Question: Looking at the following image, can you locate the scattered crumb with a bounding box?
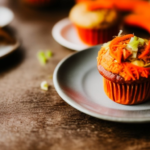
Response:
[40,81,49,91]
[118,30,123,37]
[37,51,47,65]
[46,50,53,59]
[37,50,53,65]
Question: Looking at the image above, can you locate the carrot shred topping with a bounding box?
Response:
[120,62,150,80]
[109,34,134,63]
[97,34,150,81]
[138,41,150,58]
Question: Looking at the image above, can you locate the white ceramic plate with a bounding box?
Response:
[53,45,150,123]
[52,18,89,51]
[0,7,18,57]
[0,7,14,27]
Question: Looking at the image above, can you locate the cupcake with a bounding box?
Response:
[69,1,120,45]
[97,32,150,105]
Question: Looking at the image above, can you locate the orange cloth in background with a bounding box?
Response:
[75,0,150,34]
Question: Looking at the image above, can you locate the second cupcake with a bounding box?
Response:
[69,1,120,46]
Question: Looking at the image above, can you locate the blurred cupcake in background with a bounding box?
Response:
[69,1,120,46]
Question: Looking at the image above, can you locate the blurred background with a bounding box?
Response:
[0,1,150,150]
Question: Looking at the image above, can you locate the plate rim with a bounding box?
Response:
[53,46,150,123]
[0,6,14,27]
[0,35,20,58]
[52,18,89,51]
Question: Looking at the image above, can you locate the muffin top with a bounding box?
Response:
[97,32,150,82]
[69,2,119,29]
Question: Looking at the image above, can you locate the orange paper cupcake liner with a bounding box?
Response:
[103,77,150,105]
[75,25,119,45]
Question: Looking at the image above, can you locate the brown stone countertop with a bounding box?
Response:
[0,0,150,150]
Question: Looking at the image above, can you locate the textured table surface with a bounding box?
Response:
[0,0,150,150]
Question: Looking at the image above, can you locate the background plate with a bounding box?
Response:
[53,45,150,123]
[52,18,89,51]
[0,40,20,57]
[0,7,14,27]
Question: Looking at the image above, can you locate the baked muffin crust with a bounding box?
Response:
[69,3,119,29]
